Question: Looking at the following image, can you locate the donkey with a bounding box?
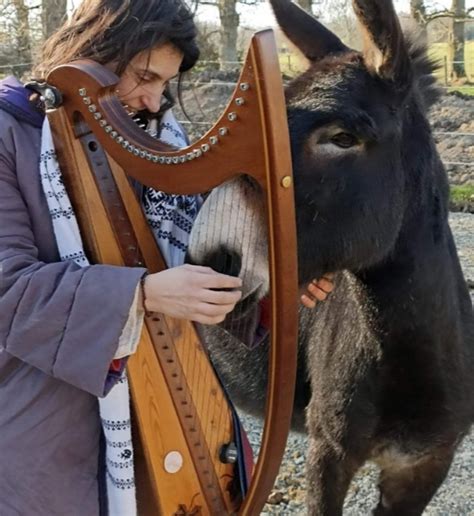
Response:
[187,0,474,513]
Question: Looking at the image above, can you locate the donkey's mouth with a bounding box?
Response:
[219,286,270,349]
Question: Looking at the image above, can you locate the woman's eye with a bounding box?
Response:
[330,133,359,148]
[133,70,152,82]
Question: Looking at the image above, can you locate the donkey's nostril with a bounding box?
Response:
[211,247,241,278]
[188,246,242,279]
[223,249,239,277]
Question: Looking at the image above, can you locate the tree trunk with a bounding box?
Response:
[12,0,32,69]
[218,0,239,71]
[450,0,466,80]
[42,0,68,40]
[410,0,426,25]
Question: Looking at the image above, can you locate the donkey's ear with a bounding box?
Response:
[270,0,348,61]
[353,0,412,88]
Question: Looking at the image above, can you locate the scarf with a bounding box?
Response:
[39,109,199,515]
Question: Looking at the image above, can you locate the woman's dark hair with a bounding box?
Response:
[34,0,199,79]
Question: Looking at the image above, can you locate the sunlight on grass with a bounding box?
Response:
[451,185,474,203]
[428,42,474,85]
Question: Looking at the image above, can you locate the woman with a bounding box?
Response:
[0,1,333,514]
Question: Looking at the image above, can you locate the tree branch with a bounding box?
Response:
[424,8,474,23]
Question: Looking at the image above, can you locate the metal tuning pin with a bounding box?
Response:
[219,442,238,464]
[25,80,63,109]
[43,87,62,109]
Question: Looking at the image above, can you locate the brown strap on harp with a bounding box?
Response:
[46,29,298,516]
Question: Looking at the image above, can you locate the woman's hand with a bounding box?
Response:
[300,274,335,309]
[143,264,242,325]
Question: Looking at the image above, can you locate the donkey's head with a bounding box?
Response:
[189,0,442,293]
[275,0,441,283]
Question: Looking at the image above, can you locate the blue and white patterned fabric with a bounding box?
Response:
[143,109,202,267]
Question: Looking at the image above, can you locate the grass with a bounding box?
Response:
[428,42,474,85]
[277,42,474,92]
[445,86,474,96]
[451,185,474,204]
[279,51,307,76]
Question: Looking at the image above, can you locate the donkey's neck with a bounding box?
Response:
[362,215,461,329]
[355,111,458,333]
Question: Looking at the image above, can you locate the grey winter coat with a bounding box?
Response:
[0,80,146,515]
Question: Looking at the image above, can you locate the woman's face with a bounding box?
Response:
[115,43,184,114]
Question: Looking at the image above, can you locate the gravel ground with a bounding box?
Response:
[242,213,474,515]
[430,94,474,187]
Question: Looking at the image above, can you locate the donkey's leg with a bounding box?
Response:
[305,434,365,516]
[373,446,455,516]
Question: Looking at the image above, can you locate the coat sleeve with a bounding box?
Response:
[0,123,146,398]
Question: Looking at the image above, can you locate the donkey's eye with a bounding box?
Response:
[330,133,359,149]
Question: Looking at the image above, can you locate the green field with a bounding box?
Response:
[445,86,474,95]
[279,51,307,76]
[279,41,474,94]
[426,41,474,85]
[451,185,474,204]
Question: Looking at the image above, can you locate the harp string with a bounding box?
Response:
[229,178,247,352]
[205,178,231,469]
[235,178,261,353]
[175,300,224,488]
[247,202,262,350]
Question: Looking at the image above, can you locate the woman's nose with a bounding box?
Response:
[142,89,163,114]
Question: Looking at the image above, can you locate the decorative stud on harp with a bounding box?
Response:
[45,29,298,516]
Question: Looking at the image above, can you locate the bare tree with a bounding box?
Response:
[195,20,220,66]
[409,0,473,81]
[317,0,359,48]
[196,0,260,71]
[12,0,32,65]
[451,0,466,79]
[218,0,240,70]
[410,0,426,26]
[42,0,67,39]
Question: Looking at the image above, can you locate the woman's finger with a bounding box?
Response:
[322,272,335,281]
[312,278,334,294]
[306,283,329,301]
[301,294,316,309]
[191,269,242,290]
[193,313,227,325]
[194,302,237,318]
[200,288,242,305]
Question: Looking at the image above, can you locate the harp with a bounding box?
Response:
[45,29,298,515]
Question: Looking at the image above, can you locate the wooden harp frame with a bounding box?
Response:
[46,29,298,515]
